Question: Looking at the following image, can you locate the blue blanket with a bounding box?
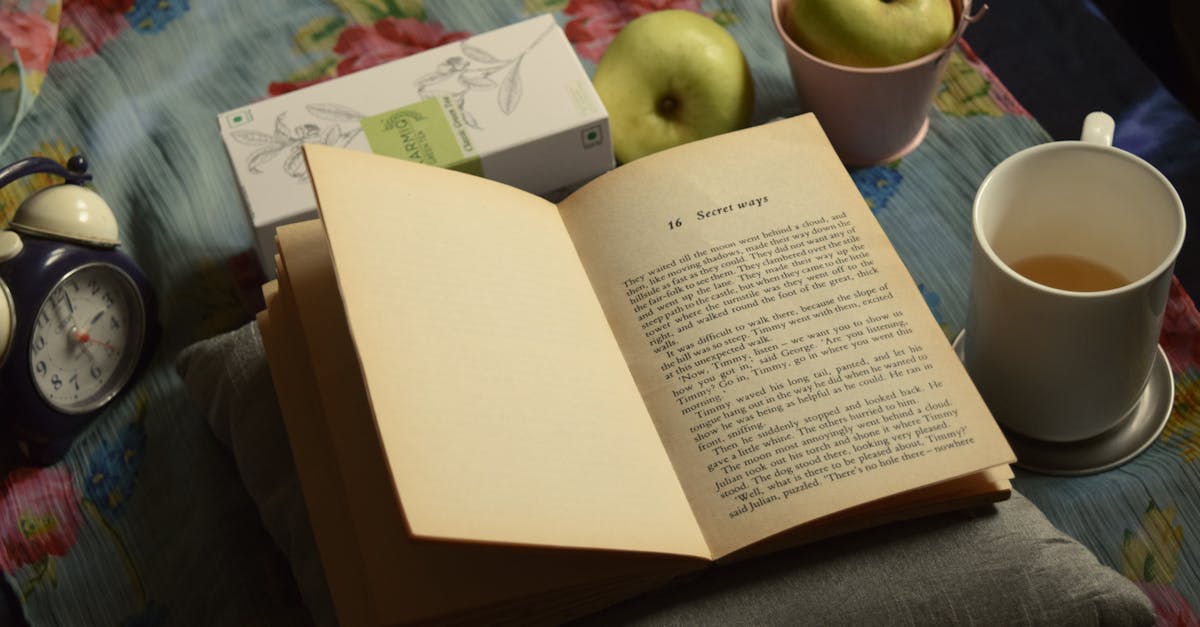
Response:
[0,1,1196,625]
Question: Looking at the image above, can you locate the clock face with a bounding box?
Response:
[28,263,146,414]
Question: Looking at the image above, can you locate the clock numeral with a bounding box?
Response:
[110,317,121,330]
[68,374,79,391]
[87,278,101,295]
[90,365,103,380]
[35,361,47,377]
[102,292,115,308]
[50,374,62,390]
[31,335,45,354]
[52,289,74,314]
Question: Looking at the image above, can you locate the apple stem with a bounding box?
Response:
[657,97,678,117]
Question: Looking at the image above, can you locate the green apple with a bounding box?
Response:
[787,0,955,68]
[592,10,754,164]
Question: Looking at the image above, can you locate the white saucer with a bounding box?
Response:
[952,331,1174,476]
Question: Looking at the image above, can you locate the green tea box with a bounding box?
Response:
[218,14,612,275]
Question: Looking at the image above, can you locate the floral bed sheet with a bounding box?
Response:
[0,1,1195,625]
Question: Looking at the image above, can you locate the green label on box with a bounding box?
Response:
[361,97,482,176]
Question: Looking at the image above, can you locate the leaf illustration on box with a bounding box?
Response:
[307,102,364,123]
[499,58,523,115]
[462,41,503,65]
[232,104,365,180]
[414,23,554,128]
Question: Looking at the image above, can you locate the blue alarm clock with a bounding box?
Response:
[0,156,157,466]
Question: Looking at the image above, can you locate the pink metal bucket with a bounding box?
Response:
[771,0,981,166]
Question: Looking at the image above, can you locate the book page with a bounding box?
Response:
[302,144,707,557]
[265,222,703,625]
[558,114,1015,558]
[260,269,380,626]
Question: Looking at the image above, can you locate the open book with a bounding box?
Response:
[258,114,1016,625]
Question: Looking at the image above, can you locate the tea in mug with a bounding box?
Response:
[1007,254,1129,292]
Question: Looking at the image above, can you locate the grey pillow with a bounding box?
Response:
[577,491,1150,626]
[176,321,336,627]
[177,322,1154,627]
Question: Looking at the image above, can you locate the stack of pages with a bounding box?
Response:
[258,114,1015,625]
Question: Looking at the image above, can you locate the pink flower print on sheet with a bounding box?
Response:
[269,17,471,96]
[0,466,81,572]
[1156,277,1200,461]
[563,0,703,62]
[0,4,58,76]
[334,17,470,76]
[53,0,131,62]
[1160,276,1200,372]
[1133,583,1200,627]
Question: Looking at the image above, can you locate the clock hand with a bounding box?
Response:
[53,302,75,331]
[80,310,112,349]
[70,326,118,354]
[51,292,75,321]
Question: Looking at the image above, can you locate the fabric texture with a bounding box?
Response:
[0,1,1195,625]
[177,321,1155,627]
[175,321,333,627]
[582,495,1152,626]
[0,1,58,158]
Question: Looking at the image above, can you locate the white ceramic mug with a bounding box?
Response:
[964,112,1186,442]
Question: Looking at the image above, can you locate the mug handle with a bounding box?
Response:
[1081,111,1115,146]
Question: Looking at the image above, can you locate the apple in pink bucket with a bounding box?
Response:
[771,0,975,165]
[787,0,956,68]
